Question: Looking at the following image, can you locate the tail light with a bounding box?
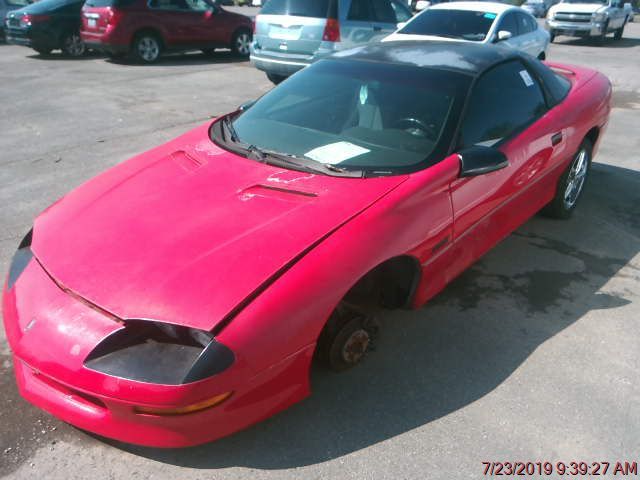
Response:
[106,7,122,25]
[20,14,50,26]
[322,18,340,42]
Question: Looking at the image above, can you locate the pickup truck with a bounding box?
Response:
[546,0,629,42]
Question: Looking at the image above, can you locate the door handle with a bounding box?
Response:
[551,132,563,146]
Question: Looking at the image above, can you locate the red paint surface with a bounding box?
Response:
[2,64,611,447]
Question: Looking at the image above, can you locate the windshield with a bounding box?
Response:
[214,59,470,174]
[399,9,497,41]
[260,0,335,18]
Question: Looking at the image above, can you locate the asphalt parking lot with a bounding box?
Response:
[1,9,639,479]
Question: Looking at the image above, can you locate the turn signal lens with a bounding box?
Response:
[133,391,233,416]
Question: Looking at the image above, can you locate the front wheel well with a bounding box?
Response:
[343,255,422,310]
[585,126,600,148]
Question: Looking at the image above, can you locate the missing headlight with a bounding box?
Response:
[7,229,33,290]
[84,320,234,385]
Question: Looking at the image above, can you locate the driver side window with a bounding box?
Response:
[460,61,547,148]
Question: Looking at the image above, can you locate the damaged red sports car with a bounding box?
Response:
[3,42,611,447]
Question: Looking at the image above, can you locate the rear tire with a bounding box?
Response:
[537,51,546,60]
[266,72,286,85]
[542,139,592,219]
[132,32,162,63]
[230,29,251,57]
[61,32,85,57]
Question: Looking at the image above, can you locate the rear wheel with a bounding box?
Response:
[230,29,251,57]
[61,32,85,57]
[537,51,546,60]
[266,72,286,85]
[542,139,592,219]
[133,32,162,63]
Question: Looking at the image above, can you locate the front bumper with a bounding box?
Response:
[2,254,312,447]
[546,19,604,36]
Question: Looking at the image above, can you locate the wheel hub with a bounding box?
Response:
[341,329,370,365]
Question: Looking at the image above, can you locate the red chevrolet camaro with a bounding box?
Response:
[3,42,610,447]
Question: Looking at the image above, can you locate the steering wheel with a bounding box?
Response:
[393,117,439,140]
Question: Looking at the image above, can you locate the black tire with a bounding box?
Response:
[266,72,286,85]
[230,29,251,57]
[316,304,379,372]
[538,51,546,60]
[132,32,162,63]
[542,138,592,219]
[61,32,85,57]
[33,47,52,55]
[614,20,625,40]
[549,30,555,43]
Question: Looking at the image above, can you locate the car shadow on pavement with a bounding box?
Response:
[25,50,107,61]
[554,36,640,48]
[104,162,640,469]
[106,51,248,66]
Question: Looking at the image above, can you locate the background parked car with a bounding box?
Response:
[521,0,553,17]
[384,1,550,59]
[546,0,628,43]
[250,0,413,85]
[5,0,85,56]
[0,0,30,40]
[80,0,252,63]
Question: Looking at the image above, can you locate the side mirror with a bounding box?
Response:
[458,146,508,177]
[238,99,256,111]
[494,30,513,42]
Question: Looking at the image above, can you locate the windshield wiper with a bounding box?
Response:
[246,145,363,178]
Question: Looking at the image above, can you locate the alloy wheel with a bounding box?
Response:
[138,36,160,62]
[235,33,251,56]
[563,148,588,209]
[64,33,85,57]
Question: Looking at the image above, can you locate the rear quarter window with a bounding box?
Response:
[260,0,335,18]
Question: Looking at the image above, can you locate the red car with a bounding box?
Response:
[3,42,610,447]
[80,0,252,63]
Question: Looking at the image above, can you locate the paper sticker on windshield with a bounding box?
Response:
[305,142,370,165]
[483,12,497,19]
[519,69,534,87]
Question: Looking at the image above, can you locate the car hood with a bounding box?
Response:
[32,123,407,331]
[550,3,605,13]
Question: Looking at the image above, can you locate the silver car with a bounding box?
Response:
[250,0,413,84]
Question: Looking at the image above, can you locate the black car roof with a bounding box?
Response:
[328,41,522,77]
